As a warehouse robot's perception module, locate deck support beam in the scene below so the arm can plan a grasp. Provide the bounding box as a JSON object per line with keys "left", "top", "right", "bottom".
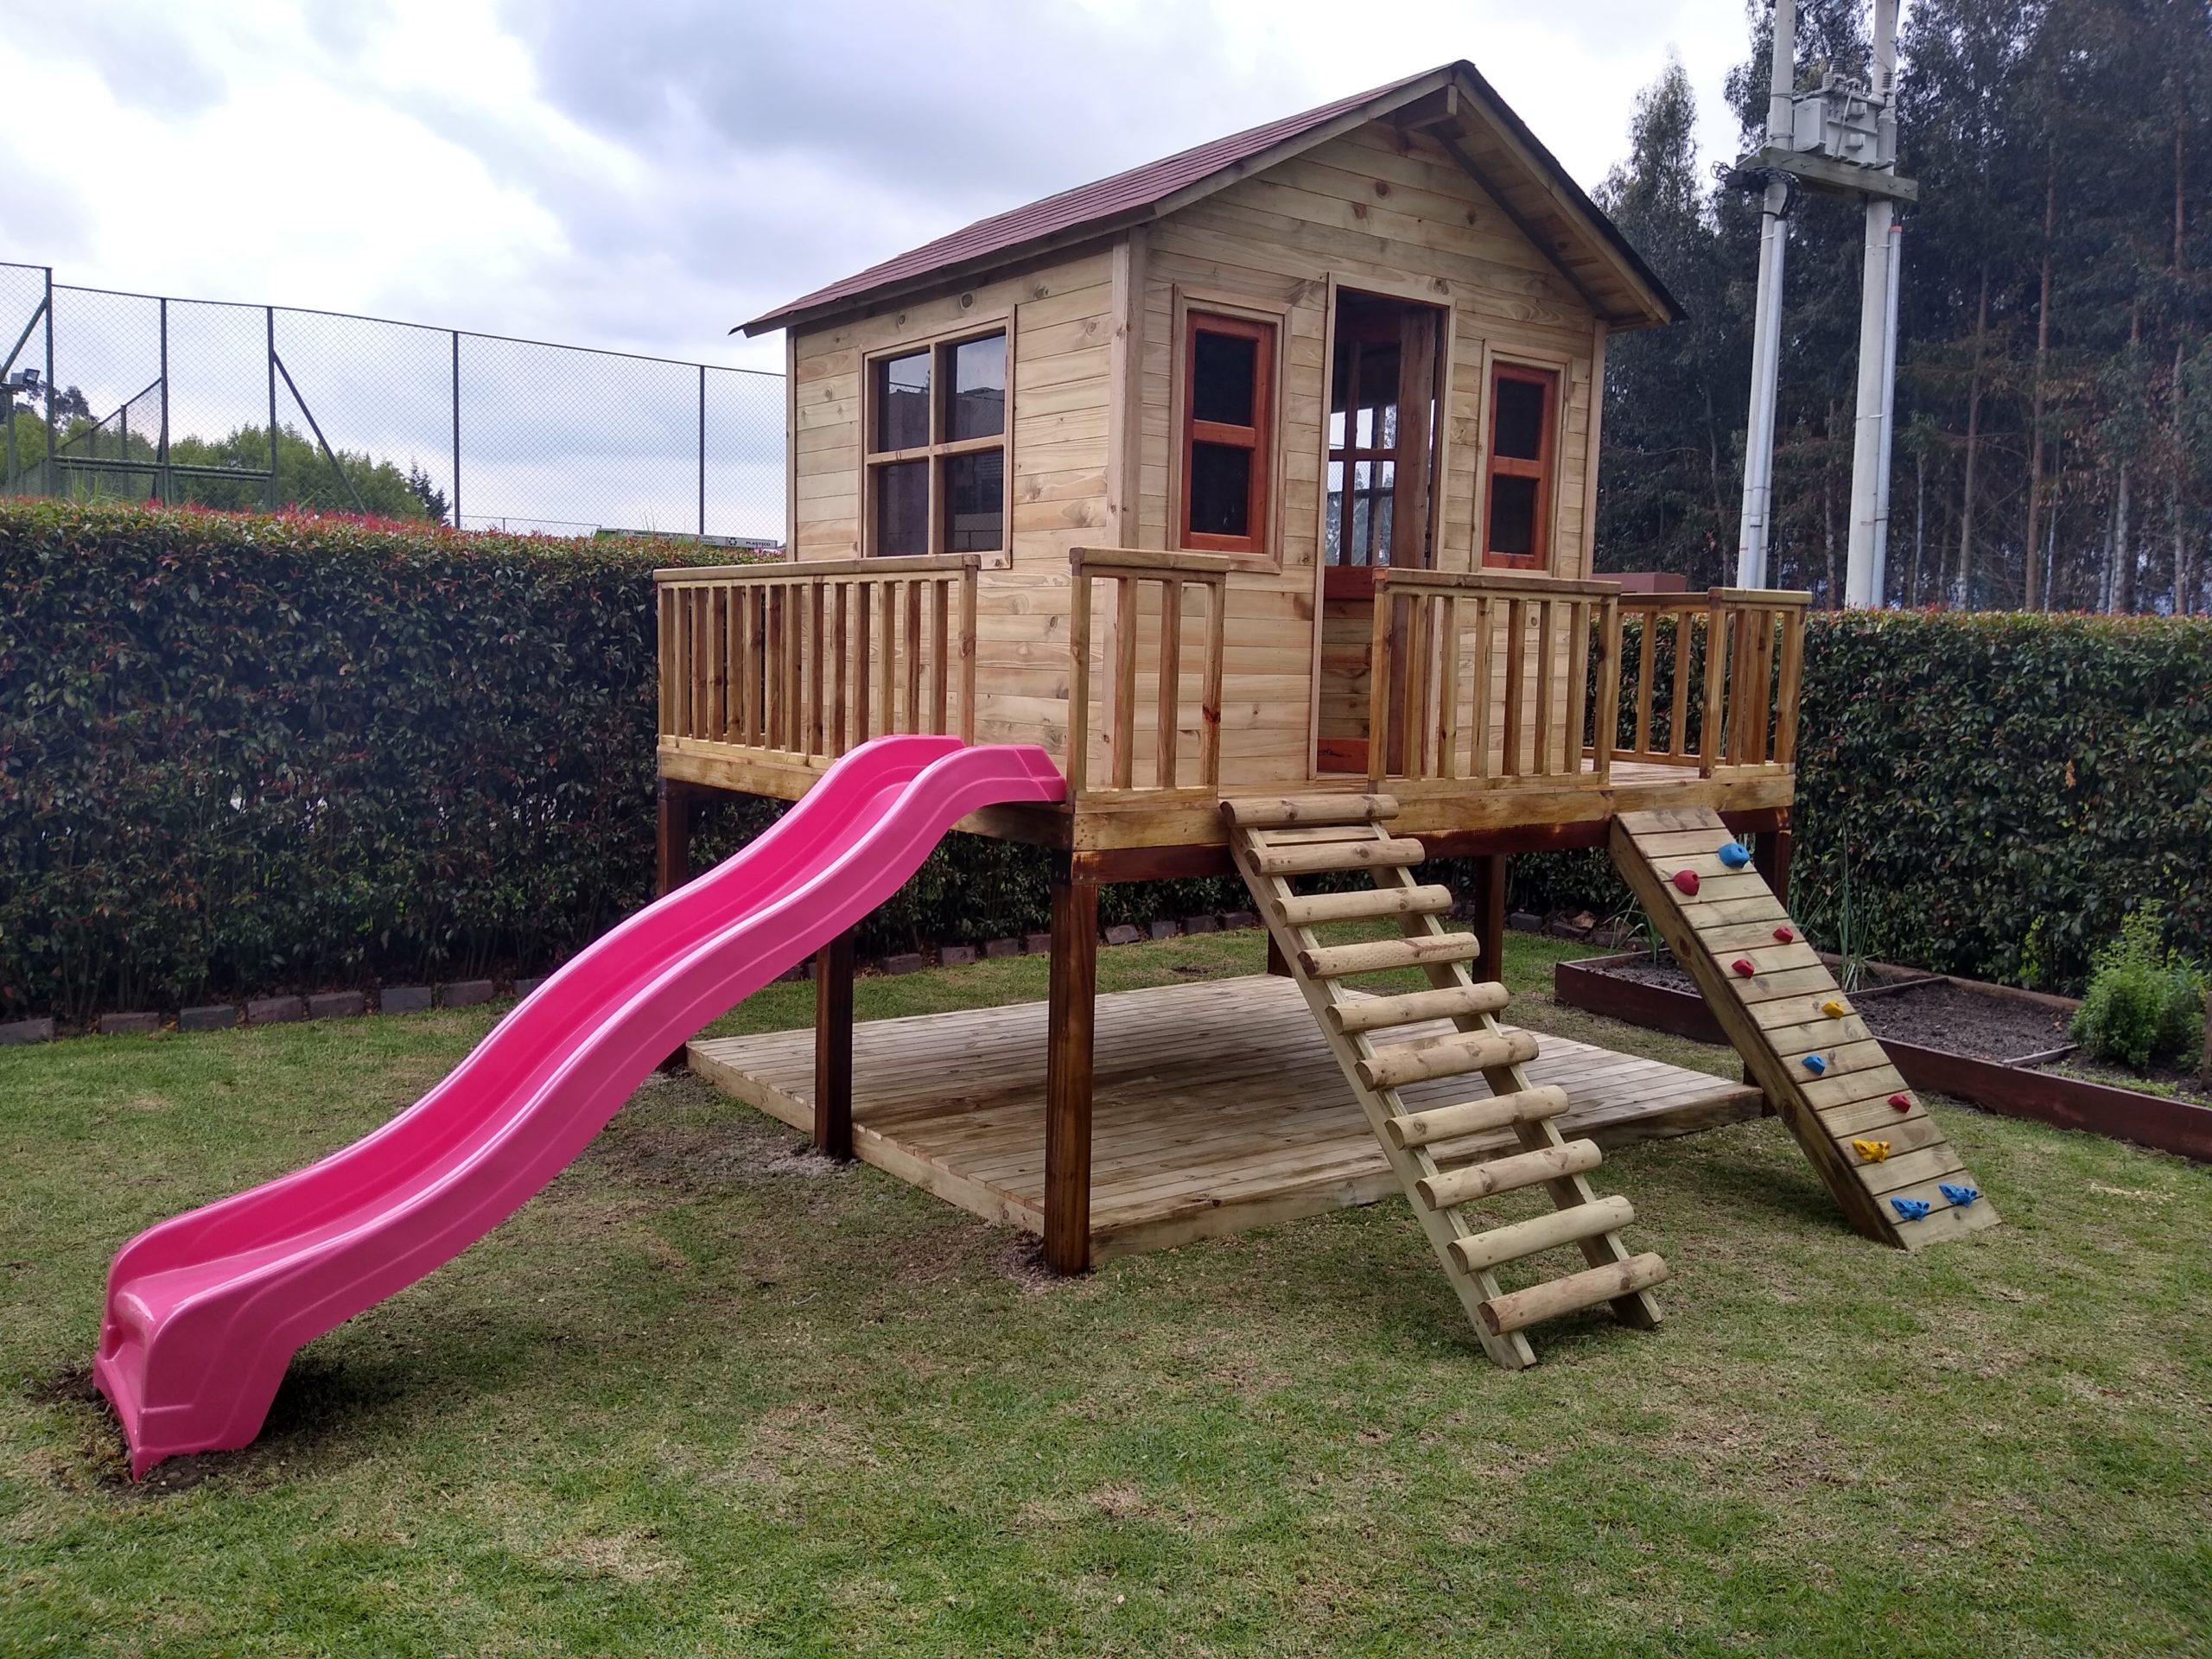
{"left": 1044, "top": 852, "right": 1099, "bottom": 1274}
{"left": 1471, "top": 853, "right": 1508, "bottom": 985}
{"left": 813, "top": 930, "right": 855, "bottom": 1160}
{"left": 657, "top": 779, "right": 699, "bottom": 895}
{"left": 1753, "top": 813, "right": 1793, "bottom": 906}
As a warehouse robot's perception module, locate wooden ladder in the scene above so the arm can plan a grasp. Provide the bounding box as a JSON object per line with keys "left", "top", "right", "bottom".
{"left": 1608, "top": 806, "right": 1999, "bottom": 1250}
{"left": 1225, "top": 793, "right": 1669, "bottom": 1370}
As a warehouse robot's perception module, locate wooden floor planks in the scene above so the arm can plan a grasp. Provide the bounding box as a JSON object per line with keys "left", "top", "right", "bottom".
{"left": 689, "top": 975, "right": 1764, "bottom": 1262}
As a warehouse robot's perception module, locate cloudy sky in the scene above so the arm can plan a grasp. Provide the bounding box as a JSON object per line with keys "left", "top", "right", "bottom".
{"left": 3, "top": 0, "right": 1758, "bottom": 375}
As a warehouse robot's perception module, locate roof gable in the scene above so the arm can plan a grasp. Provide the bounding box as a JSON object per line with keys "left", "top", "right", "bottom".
{"left": 741, "top": 62, "right": 1679, "bottom": 338}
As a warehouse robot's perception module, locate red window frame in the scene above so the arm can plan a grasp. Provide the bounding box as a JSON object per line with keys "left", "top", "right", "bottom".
{"left": 1481, "top": 363, "right": 1558, "bottom": 571}
{"left": 1178, "top": 312, "right": 1274, "bottom": 556}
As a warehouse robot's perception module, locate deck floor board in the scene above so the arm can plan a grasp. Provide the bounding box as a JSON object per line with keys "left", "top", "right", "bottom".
{"left": 689, "top": 975, "right": 1764, "bottom": 1261}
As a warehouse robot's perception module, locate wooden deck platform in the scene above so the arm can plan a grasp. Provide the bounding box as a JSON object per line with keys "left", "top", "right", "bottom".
{"left": 688, "top": 975, "right": 1765, "bottom": 1262}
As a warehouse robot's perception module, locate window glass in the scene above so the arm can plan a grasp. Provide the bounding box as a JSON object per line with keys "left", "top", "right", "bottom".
{"left": 942, "top": 449, "right": 1003, "bottom": 552}
{"left": 875, "top": 459, "right": 929, "bottom": 555}
{"left": 1192, "top": 330, "right": 1257, "bottom": 427}
{"left": 1188, "top": 442, "right": 1252, "bottom": 537}
{"left": 947, "top": 334, "right": 1006, "bottom": 442}
{"left": 1487, "top": 474, "right": 1538, "bottom": 557}
{"left": 875, "top": 352, "right": 931, "bottom": 452}
{"left": 1492, "top": 377, "right": 1547, "bottom": 461}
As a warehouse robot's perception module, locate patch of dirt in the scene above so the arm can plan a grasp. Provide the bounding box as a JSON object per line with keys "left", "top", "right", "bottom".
{"left": 1593, "top": 955, "right": 2074, "bottom": 1062}
{"left": 992, "top": 1234, "right": 1065, "bottom": 1293}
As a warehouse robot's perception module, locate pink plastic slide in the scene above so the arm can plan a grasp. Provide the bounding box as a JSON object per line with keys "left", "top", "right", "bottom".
{"left": 95, "top": 735, "right": 1065, "bottom": 1478}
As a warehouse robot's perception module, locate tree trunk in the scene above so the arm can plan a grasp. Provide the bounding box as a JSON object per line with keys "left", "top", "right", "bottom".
{"left": 1910, "top": 448, "right": 1926, "bottom": 607}
{"left": 1953, "top": 263, "right": 1990, "bottom": 609}
{"left": 1822, "top": 403, "right": 1840, "bottom": 608}
{"left": 2024, "top": 151, "right": 2055, "bottom": 611}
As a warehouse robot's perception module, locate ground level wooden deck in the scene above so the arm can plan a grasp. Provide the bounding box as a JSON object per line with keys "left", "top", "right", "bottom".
{"left": 689, "top": 975, "right": 1766, "bottom": 1262}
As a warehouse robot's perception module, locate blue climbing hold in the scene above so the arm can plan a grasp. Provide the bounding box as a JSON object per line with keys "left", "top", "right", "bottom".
{"left": 1940, "top": 1182, "right": 1980, "bottom": 1207}
{"left": 1718, "top": 840, "right": 1752, "bottom": 868}
{"left": 1802, "top": 1053, "right": 1827, "bottom": 1076}
{"left": 1891, "top": 1197, "right": 1931, "bottom": 1222}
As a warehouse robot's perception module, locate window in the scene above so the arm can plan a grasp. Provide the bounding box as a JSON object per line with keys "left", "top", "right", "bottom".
{"left": 865, "top": 328, "right": 1007, "bottom": 557}
{"left": 1482, "top": 363, "right": 1557, "bottom": 569}
{"left": 1179, "top": 312, "right": 1273, "bottom": 554}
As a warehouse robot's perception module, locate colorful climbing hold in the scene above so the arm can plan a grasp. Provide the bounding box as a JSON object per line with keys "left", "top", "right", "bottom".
{"left": 1773, "top": 925, "right": 1796, "bottom": 944}
{"left": 1940, "top": 1182, "right": 1981, "bottom": 1207}
{"left": 1717, "top": 841, "right": 1752, "bottom": 869}
{"left": 1891, "top": 1197, "right": 1931, "bottom": 1222}
{"left": 1852, "top": 1138, "right": 1892, "bottom": 1163}
{"left": 1887, "top": 1092, "right": 1913, "bottom": 1113}
{"left": 1732, "top": 957, "right": 1757, "bottom": 978}
{"left": 1820, "top": 998, "right": 1849, "bottom": 1019}
{"left": 1802, "top": 1053, "right": 1827, "bottom": 1076}
{"left": 1671, "top": 869, "right": 1700, "bottom": 896}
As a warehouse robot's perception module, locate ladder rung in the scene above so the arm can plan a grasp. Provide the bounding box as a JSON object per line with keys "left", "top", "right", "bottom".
{"left": 1478, "top": 1252, "right": 1669, "bottom": 1335}
{"left": 1385, "top": 1084, "right": 1568, "bottom": 1149}
{"left": 1329, "top": 981, "right": 1507, "bottom": 1034}
{"left": 1254, "top": 836, "right": 1425, "bottom": 877}
{"left": 1224, "top": 793, "right": 1398, "bottom": 827}
{"left": 1254, "top": 823, "right": 1389, "bottom": 847}
{"left": 1449, "top": 1193, "right": 1636, "bottom": 1273}
{"left": 1300, "top": 933, "right": 1479, "bottom": 979}
{"left": 1416, "top": 1138, "right": 1602, "bottom": 1210}
{"left": 1357, "top": 1028, "right": 1538, "bottom": 1091}
{"left": 1278, "top": 884, "right": 1452, "bottom": 928}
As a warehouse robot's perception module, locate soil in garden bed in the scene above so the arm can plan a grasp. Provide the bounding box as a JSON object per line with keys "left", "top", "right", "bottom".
{"left": 2037, "top": 1054, "right": 2212, "bottom": 1110}
{"left": 1595, "top": 955, "right": 2071, "bottom": 1063}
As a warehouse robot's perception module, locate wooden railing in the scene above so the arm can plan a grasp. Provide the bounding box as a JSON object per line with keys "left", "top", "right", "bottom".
{"left": 1367, "top": 570, "right": 1623, "bottom": 790}
{"left": 655, "top": 555, "right": 978, "bottom": 760}
{"left": 1067, "top": 548, "right": 1230, "bottom": 795}
{"left": 1613, "top": 588, "right": 1809, "bottom": 776}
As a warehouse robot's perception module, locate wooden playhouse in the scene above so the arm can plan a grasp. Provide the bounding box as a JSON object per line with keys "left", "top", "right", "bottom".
{"left": 655, "top": 62, "right": 1995, "bottom": 1367}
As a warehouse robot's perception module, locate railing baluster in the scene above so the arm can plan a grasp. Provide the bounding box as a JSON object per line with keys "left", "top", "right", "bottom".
{"left": 1435, "top": 592, "right": 1460, "bottom": 781}
{"left": 957, "top": 565, "right": 977, "bottom": 744}
{"left": 1533, "top": 598, "right": 1559, "bottom": 775}
{"left": 1669, "top": 607, "right": 1693, "bottom": 761}
{"left": 1469, "top": 594, "right": 1493, "bottom": 781}
{"left": 1067, "top": 568, "right": 1092, "bottom": 792}
{"left": 1632, "top": 605, "right": 1656, "bottom": 756}
{"left": 1199, "top": 575, "right": 1224, "bottom": 789}
{"left": 1156, "top": 577, "right": 1183, "bottom": 788}
{"left": 1366, "top": 584, "right": 1394, "bottom": 788}
{"left": 931, "top": 578, "right": 950, "bottom": 736}
{"left": 1592, "top": 595, "right": 1620, "bottom": 785}
{"left": 878, "top": 580, "right": 897, "bottom": 736}
{"left": 1700, "top": 588, "right": 1728, "bottom": 777}
{"left": 1112, "top": 575, "right": 1139, "bottom": 790}
{"left": 1564, "top": 598, "right": 1589, "bottom": 777}
{"left": 1500, "top": 597, "right": 1527, "bottom": 778}
{"left": 1774, "top": 606, "right": 1805, "bottom": 767}
{"left": 905, "top": 580, "right": 924, "bottom": 736}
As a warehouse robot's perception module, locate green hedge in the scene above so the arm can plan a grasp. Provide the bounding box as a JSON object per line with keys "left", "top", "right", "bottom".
{"left": 7, "top": 501, "right": 2205, "bottom": 1020}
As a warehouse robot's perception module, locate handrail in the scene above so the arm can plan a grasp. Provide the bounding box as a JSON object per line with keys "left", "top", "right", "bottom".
{"left": 656, "top": 557, "right": 978, "bottom": 760}
{"left": 1368, "top": 569, "right": 1620, "bottom": 789}
{"left": 1612, "top": 587, "right": 1809, "bottom": 776}
{"left": 1067, "top": 547, "right": 1229, "bottom": 795}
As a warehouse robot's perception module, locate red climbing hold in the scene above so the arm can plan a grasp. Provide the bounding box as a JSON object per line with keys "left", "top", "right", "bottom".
{"left": 1773, "top": 925, "right": 1796, "bottom": 944}
{"left": 1671, "top": 869, "right": 1700, "bottom": 896}
{"left": 1888, "top": 1092, "right": 1913, "bottom": 1113}
{"left": 1731, "top": 957, "right": 1756, "bottom": 977}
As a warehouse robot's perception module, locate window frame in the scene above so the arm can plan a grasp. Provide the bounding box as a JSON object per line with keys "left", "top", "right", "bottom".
{"left": 1173, "top": 305, "right": 1278, "bottom": 559}
{"left": 1478, "top": 359, "right": 1560, "bottom": 572}
{"left": 861, "top": 318, "right": 1014, "bottom": 567}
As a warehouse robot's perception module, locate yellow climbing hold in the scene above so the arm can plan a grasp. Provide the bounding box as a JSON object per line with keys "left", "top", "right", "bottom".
{"left": 1852, "top": 1138, "right": 1892, "bottom": 1163}
{"left": 1821, "top": 998, "right": 1849, "bottom": 1019}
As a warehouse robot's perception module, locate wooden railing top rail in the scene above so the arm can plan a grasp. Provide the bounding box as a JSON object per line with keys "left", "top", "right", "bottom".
{"left": 656, "top": 553, "right": 980, "bottom": 584}
{"left": 1618, "top": 585, "right": 1814, "bottom": 609}
{"left": 1375, "top": 568, "right": 1623, "bottom": 601}
{"left": 1068, "top": 546, "right": 1243, "bottom": 577}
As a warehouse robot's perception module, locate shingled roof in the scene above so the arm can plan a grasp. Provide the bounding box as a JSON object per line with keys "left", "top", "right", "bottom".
{"left": 740, "top": 60, "right": 1679, "bottom": 338}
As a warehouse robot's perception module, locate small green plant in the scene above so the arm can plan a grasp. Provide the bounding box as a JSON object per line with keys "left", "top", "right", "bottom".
{"left": 2071, "top": 905, "right": 2207, "bottom": 1072}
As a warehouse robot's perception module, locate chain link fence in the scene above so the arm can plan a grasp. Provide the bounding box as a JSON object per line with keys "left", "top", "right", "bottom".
{"left": 0, "top": 262, "right": 784, "bottom": 543}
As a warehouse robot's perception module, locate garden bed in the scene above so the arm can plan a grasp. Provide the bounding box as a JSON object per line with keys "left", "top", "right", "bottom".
{"left": 1557, "top": 950, "right": 2212, "bottom": 1162}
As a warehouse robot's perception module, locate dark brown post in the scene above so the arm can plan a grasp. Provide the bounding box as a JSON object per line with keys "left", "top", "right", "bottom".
{"left": 1753, "top": 815, "right": 1793, "bottom": 906}
{"left": 1473, "top": 853, "right": 1509, "bottom": 985}
{"left": 656, "top": 779, "right": 695, "bottom": 895}
{"left": 1265, "top": 931, "right": 1293, "bottom": 977}
{"left": 813, "top": 930, "right": 855, "bottom": 1160}
{"left": 1043, "top": 853, "right": 1099, "bottom": 1274}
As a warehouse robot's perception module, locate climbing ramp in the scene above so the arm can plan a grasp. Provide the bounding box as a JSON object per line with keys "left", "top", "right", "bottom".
{"left": 1607, "top": 806, "right": 1999, "bottom": 1251}
{"left": 1226, "top": 793, "right": 1668, "bottom": 1370}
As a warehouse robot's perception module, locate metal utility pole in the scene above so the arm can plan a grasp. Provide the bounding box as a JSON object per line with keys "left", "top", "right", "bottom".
{"left": 1845, "top": 0, "right": 1904, "bottom": 607}
{"left": 1737, "top": 0, "right": 1796, "bottom": 590}
{"left": 1733, "top": 0, "right": 1917, "bottom": 599}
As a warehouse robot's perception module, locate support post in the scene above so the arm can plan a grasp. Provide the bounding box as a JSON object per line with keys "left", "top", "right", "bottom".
{"left": 450, "top": 330, "right": 461, "bottom": 529}
{"left": 813, "top": 930, "right": 855, "bottom": 1160}
{"left": 1736, "top": 0, "right": 1796, "bottom": 589}
{"left": 1753, "top": 815, "right": 1793, "bottom": 907}
{"left": 1043, "top": 853, "right": 1098, "bottom": 1274}
{"left": 264, "top": 306, "right": 278, "bottom": 511}
{"left": 1265, "top": 931, "right": 1293, "bottom": 977}
{"left": 697, "top": 361, "right": 707, "bottom": 542}
{"left": 157, "top": 296, "right": 170, "bottom": 504}
{"left": 656, "top": 779, "right": 695, "bottom": 896}
{"left": 1845, "top": 0, "right": 1903, "bottom": 608}
{"left": 1473, "top": 853, "right": 1508, "bottom": 985}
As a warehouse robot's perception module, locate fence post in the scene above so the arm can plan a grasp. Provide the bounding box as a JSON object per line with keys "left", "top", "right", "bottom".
{"left": 697, "top": 362, "right": 706, "bottom": 543}
{"left": 157, "top": 296, "right": 170, "bottom": 504}
{"left": 264, "top": 306, "right": 277, "bottom": 510}
{"left": 450, "top": 331, "right": 461, "bottom": 529}
{"left": 42, "top": 267, "right": 54, "bottom": 497}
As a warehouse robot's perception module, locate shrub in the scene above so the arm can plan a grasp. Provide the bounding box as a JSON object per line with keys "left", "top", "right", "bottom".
{"left": 2070, "top": 905, "right": 2206, "bottom": 1071}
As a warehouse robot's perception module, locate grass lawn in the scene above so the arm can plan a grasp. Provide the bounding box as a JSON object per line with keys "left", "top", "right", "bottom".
{"left": 3, "top": 929, "right": 2209, "bottom": 1656}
